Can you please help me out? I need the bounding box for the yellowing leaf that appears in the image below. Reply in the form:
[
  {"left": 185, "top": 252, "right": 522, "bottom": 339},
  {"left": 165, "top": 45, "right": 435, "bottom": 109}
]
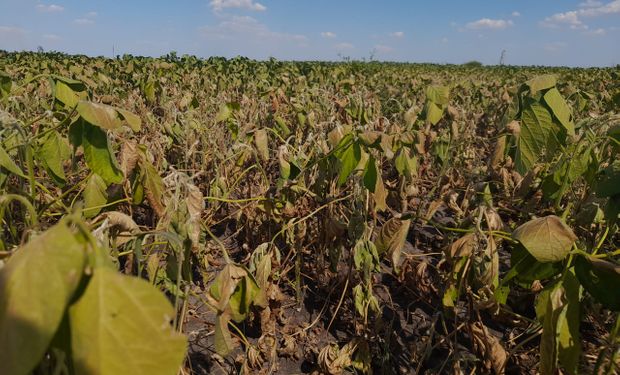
[
  {"left": 83, "top": 173, "right": 108, "bottom": 218},
  {"left": 0, "top": 222, "right": 86, "bottom": 375},
  {"left": 117, "top": 108, "right": 142, "bottom": 132},
  {"left": 0, "top": 144, "right": 25, "bottom": 177},
  {"left": 254, "top": 128, "right": 269, "bottom": 161},
  {"left": 526, "top": 74, "right": 557, "bottom": 94},
  {"left": 77, "top": 101, "right": 123, "bottom": 130},
  {"left": 543, "top": 88, "right": 575, "bottom": 136},
  {"left": 512, "top": 215, "right": 576, "bottom": 263},
  {"left": 69, "top": 267, "right": 186, "bottom": 375}
]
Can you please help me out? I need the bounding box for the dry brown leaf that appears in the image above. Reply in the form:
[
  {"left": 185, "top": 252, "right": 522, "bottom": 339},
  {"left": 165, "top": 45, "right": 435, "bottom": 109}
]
[
  {"left": 375, "top": 217, "right": 411, "bottom": 271},
  {"left": 185, "top": 183, "right": 204, "bottom": 246},
  {"left": 120, "top": 140, "right": 139, "bottom": 177},
  {"left": 470, "top": 322, "right": 507, "bottom": 374},
  {"left": 448, "top": 233, "right": 477, "bottom": 259}
]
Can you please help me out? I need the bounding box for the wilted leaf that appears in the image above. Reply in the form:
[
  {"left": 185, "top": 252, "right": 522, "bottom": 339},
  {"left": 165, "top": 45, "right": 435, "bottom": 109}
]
[
  {"left": 0, "top": 222, "right": 86, "bottom": 375},
  {"left": 448, "top": 233, "right": 476, "bottom": 259},
  {"left": 214, "top": 313, "right": 235, "bottom": 356},
  {"left": 470, "top": 322, "right": 507, "bottom": 374},
  {"left": 69, "top": 267, "right": 186, "bottom": 375},
  {"left": 512, "top": 216, "right": 576, "bottom": 263},
  {"left": 186, "top": 183, "right": 204, "bottom": 246},
  {"left": 141, "top": 157, "right": 165, "bottom": 217}
]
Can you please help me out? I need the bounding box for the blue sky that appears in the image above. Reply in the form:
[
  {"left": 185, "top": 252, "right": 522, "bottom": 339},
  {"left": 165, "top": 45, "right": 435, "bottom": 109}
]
[{"left": 1, "top": 1, "right": 619, "bottom": 66}]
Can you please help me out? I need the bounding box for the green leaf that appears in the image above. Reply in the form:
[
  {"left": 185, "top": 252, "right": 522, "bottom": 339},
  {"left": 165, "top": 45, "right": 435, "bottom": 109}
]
[
  {"left": 595, "top": 159, "right": 620, "bottom": 198},
  {"left": 83, "top": 174, "right": 108, "bottom": 218},
  {"left": 557, "top": 269, "right": 581, "bottom": 375},
  {"left": 336, "top": 140, "right": 361, "bottom": 186},
  {"left": 55, "top": 81, "right": 79, "bottom": 108},
  {"left": 36, "top": 130, "right": 71, "bottom": 185},
  {"left": 69, "top": 267, "right": 186, "bottom": 375},
  {"left": 507, "top": 245, "right": 563, "bottom": 284},
  {"left": 394, "top": 147, "right": 417, "bottom": 179},
  {"left": 575, "top": 255, "right": 620, "bottom": 311},
  {"left": 82, "top": 122, "right": 123, "bottom": 184},
  {"left": 537, "top": 270, "right": 582, "bottom": 375},
  {"left": 229, "top": 274, "right": 263, "bottom": 322},
  {"left": 539, "top": 282, "right": 561, "bottom": 375},
  {"left": 0, "top": 144, "right": 25, "bottom": 177},
  {"left": 543, "top": 88, "right": 575, "bottom": 136},
  {"left": 512, "top": 215, "right": 576, "bottom": 263},
  {"left": 0, "top": 221, "right": 86, "bottom": 375},
  {"left": 526, "top": 74, "right": 557, "bottom": 94},
  {"left": 363, "top": 156, "right": 378, "bottom": 192},
  {"left": 515, "top": 102, "right": 556, "bottom": 174},
  {"left": 0, "top": 71, "right": 12, "bottom": 98}
]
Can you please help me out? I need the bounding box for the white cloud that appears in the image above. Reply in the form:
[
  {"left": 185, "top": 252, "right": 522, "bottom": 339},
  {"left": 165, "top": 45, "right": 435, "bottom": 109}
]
[
  {"left": 199, "top": 16, "right": 305, "bottom": 43},
  {"left": 334, "top": 42, "right": 354, "bottom": 50},
  {"left": 374, "top": 44, "right": 393, "bottom": 53},
  {"left": 74, "top": 18, "right": 95, "bottom": 25},
  {"left": 544, "top": 42, "right": 568, "bottom": 52},
  {"left": 85, "top": 11, "right": 98, "bottom": 18},
  {"left": 0, "top": 26, "right": 28, "bottom": 50},
  {"left": 389, "top": 31, "right": 404, "bottom": 38},
  {"left": 541, "top": 1, "right": 620, "bottom": 30},
  {"left": 321, "top": 31, "right": 336, "bottom": 38},
  {"left": 541, "top": 11, "right": 586, "bottom": 29},
  {"left": 210, "top": 0, "right": 266, "bottom": 12},
  {"left": 586, "top": 27, "right": 607, "bottom": 35},
  {"left": 512, "top": 11, "right": 521, "bottom": 17},
  {"left": 579, "top": 1, "right": 603, "bottom": 8},
  {"left": 42, "top": 33, "right": 61, "bottom": 42},
  {"left": 466, "top": 18, "right": 513, "bottom": 30},
  {"left": 0, "top": 26, "right": 26, "bottom": 36},
  {"left": 441, "top": 37, "right": 448, "bottom": 43},
  {"left": 579, "top": 0, "right": 620, "bottom": 16},
  {"left": 36, "top": 4, "right": 64, "bottom": 13}
]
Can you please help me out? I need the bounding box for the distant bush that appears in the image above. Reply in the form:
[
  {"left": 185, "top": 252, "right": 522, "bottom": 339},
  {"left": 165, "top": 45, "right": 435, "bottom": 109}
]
[{"left": 463, "top": 60, "right": 483, "bottom": 67}]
